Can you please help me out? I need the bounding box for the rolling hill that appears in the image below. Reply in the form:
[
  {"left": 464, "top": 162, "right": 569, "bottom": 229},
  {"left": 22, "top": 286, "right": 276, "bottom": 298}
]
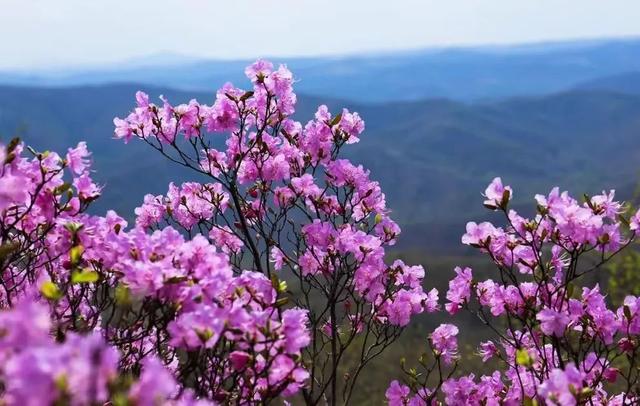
[
  {"left": 3, "top": 37, "right": 640, "bottom": 102},
  {"left": 1, "top": 84, "right": 639, "bottom": 253},
  {"left": 575, "top": 71, "right": 640, "bottom": 95}
]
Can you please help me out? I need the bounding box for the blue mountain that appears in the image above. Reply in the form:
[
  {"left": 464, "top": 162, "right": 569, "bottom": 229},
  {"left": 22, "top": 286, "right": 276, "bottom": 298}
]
[
  {"left": 3, "top": 37, "right": 640, "bottom": 102},
  {"left": 1, "top": 84, "right": 639, "bottom": 253}
]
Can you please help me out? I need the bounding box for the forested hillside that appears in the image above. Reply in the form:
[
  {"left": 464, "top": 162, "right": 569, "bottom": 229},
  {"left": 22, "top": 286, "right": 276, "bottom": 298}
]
[{"left": 2, "top": 84, "right": 640, "bottom": 254}]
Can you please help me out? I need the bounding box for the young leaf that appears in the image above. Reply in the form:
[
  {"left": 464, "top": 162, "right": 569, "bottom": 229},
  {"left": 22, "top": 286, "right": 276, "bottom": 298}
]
[
  {"left": 71, "top": 270, "right": 99, "bottom": 284},
  {"left": 40, "top": 281, "right": 62, "bottom": 300},
  {"left": 69, "top": 245, "right": 84, "bottom": 265},
  {"left": 516, "top": 348, "right": 532, "bottom": 367}
]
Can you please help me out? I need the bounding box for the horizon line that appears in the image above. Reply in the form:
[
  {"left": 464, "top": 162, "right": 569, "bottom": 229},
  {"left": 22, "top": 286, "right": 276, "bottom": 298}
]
[{"left": 3, "top": 33, "right": 640, "bottom": 74}]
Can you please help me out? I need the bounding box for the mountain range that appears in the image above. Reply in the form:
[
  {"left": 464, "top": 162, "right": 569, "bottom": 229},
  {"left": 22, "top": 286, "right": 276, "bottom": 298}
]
[
  {"left": 1, "top": 79, "right": 639, "bottom": 253},
  {"left": 3, "top": 37, "right": 640, "bottom": 102}
]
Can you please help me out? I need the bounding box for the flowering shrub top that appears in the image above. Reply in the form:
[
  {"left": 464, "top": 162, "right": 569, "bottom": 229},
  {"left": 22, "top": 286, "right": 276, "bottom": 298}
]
[
  {"left": 0, "top": 136, "right": 311, "bottom": 404},
  {"left": 388, "top": 178, "right": 640, "bottom": 405},
  {"left": 114, "top": 59, "right": 436, "bottom": 403},
  {"left": 3, "top": 58, "right": 640, "bottom": 405},
  {"left": 0, "top": 60, "right": 436, "bottom": 405}
]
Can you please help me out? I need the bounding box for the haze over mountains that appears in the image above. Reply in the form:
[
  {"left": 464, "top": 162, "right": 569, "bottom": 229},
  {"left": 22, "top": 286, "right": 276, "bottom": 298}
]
[
  {"left": 1, "top": 37, "right": 640, "bottom": 253},
  {"left": 3, "top": 37, "right": 640, "bottom": 102}
]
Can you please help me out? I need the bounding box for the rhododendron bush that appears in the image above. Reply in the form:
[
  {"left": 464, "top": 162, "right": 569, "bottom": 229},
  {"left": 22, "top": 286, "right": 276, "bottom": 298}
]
[
  {"left": 387, "top": 179, "right": 640, "bottom": 405},
  {"left": 1, "top": 60, "right": 640, "bottom": 405},
  {"left": 0, "top": 60, "right": 434, "bottom": 405},
  {"left": 0, "top": 133, "right": 307, "bottom": 404}
]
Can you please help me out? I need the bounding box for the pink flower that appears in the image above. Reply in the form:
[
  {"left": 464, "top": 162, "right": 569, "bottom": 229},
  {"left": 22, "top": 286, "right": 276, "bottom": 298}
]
[
  {"left": 386, "top": 380, "right": 410, "bottom": 406},
  {"left": 72, "top": 173, "right": 101, "bottom": 199},
  {"left": 392, "top": 260, "right": 425, "bottom": 289},
  {"left": 291, "top": 174, "right": 322, "bottom": 198},
  {"left": 135, "top": 91, "right": 150, "bottom": 108},
  {"left": 229, "top": 351, "right": 251, "bottom": 371},
  {"left": 385, "top": 288, "right": 428, "bottom": 326},
  {"left": 134, "top": 194, "right": 166, "bottom": 228},
  {"left": 445, "top": 266, "right": 473, "bottom": 315},
  {"left": 430, "top": 324, "right": 459, "bottom": 365},
  {"left": 129, "top": 357, "right": 178, "bottom": 405},
  {"left": 209, "top": 226, "right": 244, "bottom": 253},
  {"left": 461, "top": 221, "right": 496, "bottom": 246},
  {"left": 483, "top": 177, "right": 512, "bottom": 209},
  {"left": 168, "top": 305, "right": 226, "bottom": 349},
  {"left": 245, "top": 59, "right": 273, "bottom": 82},
  {"left": 66, "top": 141, "right": 91, "bottom": 175},
  {"left": 590, "top": 190, "right": 622, "bottom": 218},
  {"left": 338, "top": 109, "right": 365, "bottom": 144},
  {"left": 538, "top": 364, "right": 585, "bottom": 406},
  {"left": 441, "top": 375, "right": 478, "bottom": 405},
  {"left": 270, "top": 246, "right": 286, "bottom": 270},
  {"left": 113, "top": 117, "right": 133, "bottom": 141},
  {"left": 282, "top": 309, "right": 310, "bottom": 353},
  {"left": 630, "top": 208, "right": 640, "bottom": 232},
  {"left": 0, "top": 173, "right": 28, "bottom": 211},
  {"left": 478, "top": 341, "right": 498, "bottom": 362},
  {"left": 537, "top": 308, "right": 570, "bottom": 337}
]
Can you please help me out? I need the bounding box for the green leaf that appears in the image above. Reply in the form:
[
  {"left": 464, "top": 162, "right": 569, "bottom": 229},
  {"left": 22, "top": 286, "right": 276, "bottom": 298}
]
[
  {"left": 0, "top": 241, "right": 20, "bottom": 262},
  {"left": 7, "top": 137, "right": 20, "bottom": 154},
  {"left": 329, "top": 113, "right": 342, "bottom": 127},
  {"left": 278, "top": 280, "right": 288, "bottom": 293},
  {"left": 276, "top": 297, "right": 289, "bottom": 307},
  {"left": 71, "top": 269, "right": 99, "bottom": 284},
  {"left": 516, "top": 348, "right": 532, "bottom": 367},
  {"left": 567, "top": 283, "right": 575, "bottom": 298},
  {"left": 617, "top": 213, "right": 630, "bottom": 227},
  {"left": 270, "top": 273, "right": 280, "bottom": 290},
  {"left": 111, "top": 392, "right": 130, "bottom": 406},
  {"left": 195, "top": 328, "right": 214, "bottom": 343},
  {"left": 63, "top": 222, "right": 83, "bottom": 234},
  {"left": 40, "top": 281, "right": 62, "bottom": 300},
  {"left": 500, "top": 189, "right": 511, "bottom": 208},
  {"left": 115, "top": 284, "right": 132, "bottom": 306},
  {"left": 584, "top": 193, "right": 594, "bottom": 208},
  {"left": 54, "top": 374, "right": 68, "bottom": 391},
  {"left": 69, "top": 245, "right": 84, "bottom": 265},
  {"left": 54, "top": 183, "right": 72, "bottom": 196},
  {"left": 579, "top": 387, "right": 594, "bottom": 399},
  {"left": 165, "top": 276, "right": 188, "bottom": 284},
  {"left": 240, "top": 91, "right": 254, "bottom": 101}
]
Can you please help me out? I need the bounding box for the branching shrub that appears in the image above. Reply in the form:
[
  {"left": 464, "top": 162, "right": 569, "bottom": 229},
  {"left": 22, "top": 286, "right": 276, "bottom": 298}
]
[{"left": 387, "top": 178, "right": 640, "bottom": 405}]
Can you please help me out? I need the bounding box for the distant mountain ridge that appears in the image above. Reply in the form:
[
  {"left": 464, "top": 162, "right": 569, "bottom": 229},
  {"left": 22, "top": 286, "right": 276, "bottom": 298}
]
[
  {"left": 1, "top": 83, "right": 639, "bottom": 253},
  {"left": 574, "top": 71, "right": 640, "bottom": 95},
  {"left": 3, "top": 37, "right": 640, "bottom": 102}
]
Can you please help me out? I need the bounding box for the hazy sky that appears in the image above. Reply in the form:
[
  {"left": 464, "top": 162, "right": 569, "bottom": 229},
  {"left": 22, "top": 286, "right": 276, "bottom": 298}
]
[{"left": 2, "top": 0, "right": 640, "bottom": 70}]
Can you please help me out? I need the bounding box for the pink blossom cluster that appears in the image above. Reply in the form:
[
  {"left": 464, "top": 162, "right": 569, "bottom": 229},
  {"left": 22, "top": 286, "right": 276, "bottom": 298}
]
[
  {"left": 114, "top": 59, "right": 436, "bottom": 402},
  {"left": 0, "top": 139, "right": 100, "bottom": 307},
  {"left": 388, "top": 178, "right": 640, "bottom": 405},
  {"left": 0, "top": 135, "right": 310, "bottom": 403},
  {"left": 6, "top": 59, "right": 640, "bottom": 405},
  {"left": 88, "top": 225, "right": 311, "bottom": 401},
  {"left": 0, "top": 60, "right": 434, "bottom": 404},
  {"left": 117, "top": 61, "right": 434, "bottom": 328},
  {"left": 0, "top": 300, "right": 214, "bottom": 406}
]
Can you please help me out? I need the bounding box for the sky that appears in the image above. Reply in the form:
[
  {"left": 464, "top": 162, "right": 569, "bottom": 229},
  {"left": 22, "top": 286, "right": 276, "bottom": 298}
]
[{"left": 2, "top": 0, "right": 640, "bottom": 70}]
